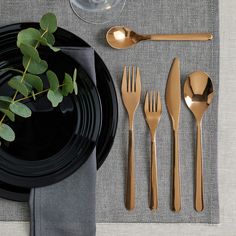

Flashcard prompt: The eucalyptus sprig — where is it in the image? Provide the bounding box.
[0,13,78,142]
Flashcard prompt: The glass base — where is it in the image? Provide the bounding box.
[70,0,126,24]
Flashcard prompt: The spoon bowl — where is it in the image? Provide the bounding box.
[106,26,143,49]
[184,71,214,120]
[184,71,214,212]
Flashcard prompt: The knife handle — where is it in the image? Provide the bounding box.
[173,129,181,212]
[126,129,135,210]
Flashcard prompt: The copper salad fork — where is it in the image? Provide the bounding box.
[121,66,141,210]
[144,91,162,210]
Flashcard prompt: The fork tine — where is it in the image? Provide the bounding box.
[149,91,153,112]
[122,66,127,93]
[128,66,131,92]
[144,92,149,113]
[157,91,162,113]
[155,91,158,112]
[135,67,141,94]
[132,66,135,92]
[153,91,156,112]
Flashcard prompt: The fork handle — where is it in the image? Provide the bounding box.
[126,129,135,210]
[173,129,181,212]
[150,140,158,210]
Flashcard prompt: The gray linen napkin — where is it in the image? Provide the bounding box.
[29,47,97,236]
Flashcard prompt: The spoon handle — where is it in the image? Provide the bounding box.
[173,129,181,212]
[195,122,204,212]
[148,33,213,41]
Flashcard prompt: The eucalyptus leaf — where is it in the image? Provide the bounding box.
[0,123,15,142]
[47,89,63,107]
[9,102,32,118]
[46,70,59,91]
[8,76,29,97]
[0,103,8,110]
[23,80,33,93]
[37,37,47,46]
[40,31,55,45]
[0,109,15,122]
[17,28,41,48]
[20,44,41,63]
[40,13,57,33]
[25,74,43,92]
[23,56,48,75]
[0,96,12,110]
[0,96,12,102]
[61,73,73,96]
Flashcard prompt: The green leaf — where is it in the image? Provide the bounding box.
[19,44,41,63]
[9,102,32,118]
[73,69,78,95]
[47,43,60,52]
[40,13,57,33]
[0,109,15,122]
[8,76,29,97]
[47,89,63,107]
[46,70,59,91]
[0,123,15,142]
[61,73,74,96]
[37,37,47,46]
[40,31,55,45]
[17,28,41,48]
[0,96,12,103]
[23,56,48,75]
[0,96,12,110]
[25,74,43,92]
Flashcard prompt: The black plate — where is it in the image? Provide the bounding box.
[0,48,102,187]
[0,23,118,201]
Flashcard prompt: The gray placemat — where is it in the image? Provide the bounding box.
[0,0,219,223]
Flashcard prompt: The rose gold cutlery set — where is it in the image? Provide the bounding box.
[121,58,214,212]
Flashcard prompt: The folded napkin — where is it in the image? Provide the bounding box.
[29,47,97,236]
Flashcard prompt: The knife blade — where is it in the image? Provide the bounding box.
[165,57,181,212]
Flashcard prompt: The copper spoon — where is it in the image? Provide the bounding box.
[106,26,213,49]
[184,71,214,212]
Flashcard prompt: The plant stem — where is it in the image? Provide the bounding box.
[0,114,6,124]
[15,84,65,103]
[0,29,48,125]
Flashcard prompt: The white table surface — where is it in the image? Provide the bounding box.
[1,0,235,235]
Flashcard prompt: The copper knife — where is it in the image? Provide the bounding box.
[165,57,181,212]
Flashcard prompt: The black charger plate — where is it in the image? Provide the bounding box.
[0,23,118,201]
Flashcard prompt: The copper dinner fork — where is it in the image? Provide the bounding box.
[121,66,141,210]
[144,91,162,210]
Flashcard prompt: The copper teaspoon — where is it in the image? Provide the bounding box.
[184,71,214,212]
[106,26,213,49]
